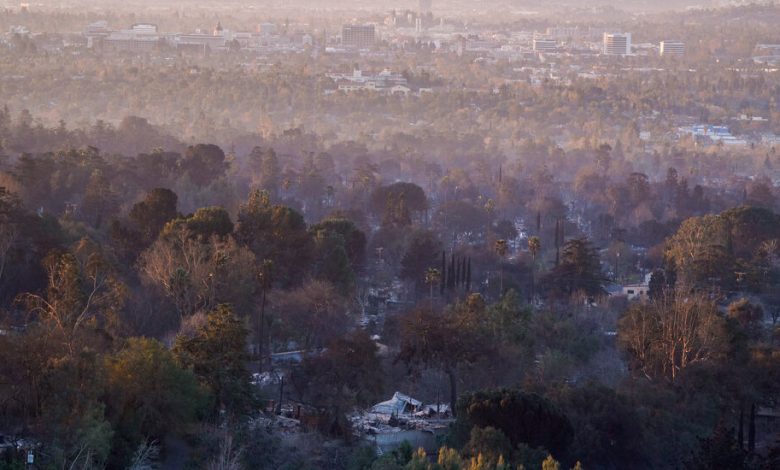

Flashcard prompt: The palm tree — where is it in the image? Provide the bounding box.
[494,239,508,295]
[528,236,541,301]
[425,268,441,309]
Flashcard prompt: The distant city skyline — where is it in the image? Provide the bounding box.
[1,0,740,16]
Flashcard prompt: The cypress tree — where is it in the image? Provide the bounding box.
[466,257,472,291]
[554,219,561,267]
[449,253,456,290]
[559,217,565,245]
[456,257,461,287]
[440,251,446,295]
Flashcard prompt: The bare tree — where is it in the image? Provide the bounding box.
[207,431,243,470]
[139,229,211,318]
[18,239,125,353]
[139,229,256,318]
[270,281,349,351]
[618,292,731,381]
[127,440,160,470]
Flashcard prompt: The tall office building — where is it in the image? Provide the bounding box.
[603,32,631,56]
[660,40,685,56]
[419,0,432,15]
[342,24,376,48]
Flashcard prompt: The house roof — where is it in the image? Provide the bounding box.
[370,391,422,415]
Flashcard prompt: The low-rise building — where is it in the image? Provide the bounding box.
[83,21,110,48]
[533,38,557,52]
[660,40,685,56]
[623,284,649,301]
[680,124,748,146]
[173,31,226,53]
[328,68,410,95]
[103,24,160,53]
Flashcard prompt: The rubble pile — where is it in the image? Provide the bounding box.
[350,391,453,438]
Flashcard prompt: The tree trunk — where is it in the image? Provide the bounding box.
[258,288,267,369]
[441,251,446,295]
[748,403,756,452]
[738,406,744,449]
[276,375,284,415]
[530,255,536,302]
[466,258,471,291]
[447,368,457,417]
[554,219,560,267]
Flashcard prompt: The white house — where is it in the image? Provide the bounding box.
[622,284,649,301]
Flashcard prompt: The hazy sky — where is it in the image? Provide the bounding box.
[16,0,731,15]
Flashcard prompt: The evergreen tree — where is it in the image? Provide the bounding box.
[173,304,253,415]
[259,147,280,197]
[81,169,118,229]
[543,237,607,300]
[685,426,746,470]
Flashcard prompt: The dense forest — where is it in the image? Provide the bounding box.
[0,108,778,469]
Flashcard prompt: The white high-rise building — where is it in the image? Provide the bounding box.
[660,40,685,56]
[342,24,376,49]
[603,32,631,56]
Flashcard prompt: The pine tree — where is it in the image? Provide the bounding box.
[81,169,118,229]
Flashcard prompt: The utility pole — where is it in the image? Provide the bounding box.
[277,374,284,415]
